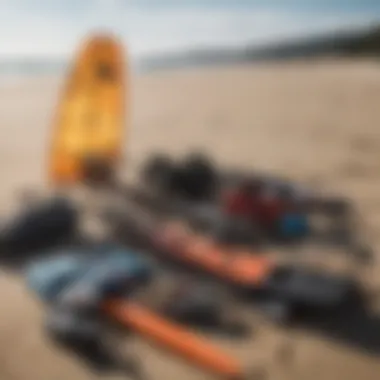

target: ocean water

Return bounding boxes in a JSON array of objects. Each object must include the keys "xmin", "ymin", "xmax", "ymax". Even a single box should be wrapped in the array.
[{"xmin": 0, "ymin": 0, "xmax": 380, "ymax": 82}]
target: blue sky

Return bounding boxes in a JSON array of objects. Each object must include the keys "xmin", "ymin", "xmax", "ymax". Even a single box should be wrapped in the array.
[{"xmin": 0, "ymin": 0, "xmax": 379, "ymax": 59}]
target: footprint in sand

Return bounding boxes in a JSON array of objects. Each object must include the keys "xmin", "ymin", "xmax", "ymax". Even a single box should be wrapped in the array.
[
  {"xmin": 349, "ymin": 136, "xmax": 379, "ymax": 154},
  {"xmin": 338, "ymin": 160, "xmax": 380, "ymax": 179}
]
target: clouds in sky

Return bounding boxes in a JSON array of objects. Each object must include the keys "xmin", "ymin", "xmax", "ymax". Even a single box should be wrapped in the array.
[{"xmin": 0, "ymin": 0, "xmax": 379, "ymax": 59}]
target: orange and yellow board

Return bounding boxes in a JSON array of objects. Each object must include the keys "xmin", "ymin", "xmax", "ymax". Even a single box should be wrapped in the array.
[{"xmin": 49, "ymin": 34, "xmax": 127, "ymax": 185}]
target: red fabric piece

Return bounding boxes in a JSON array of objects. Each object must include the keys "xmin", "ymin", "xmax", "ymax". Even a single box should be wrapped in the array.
[
  {"xmin": 257, "ymin": 197, "xmax": 285, "ymax": 227},
  {"xmin": 223, "ymin": 190, "xmax": 259, "ymax": 218},
  {"xmin": 223, "ymin": 189, "xmax": 289, "ymax": 228}
]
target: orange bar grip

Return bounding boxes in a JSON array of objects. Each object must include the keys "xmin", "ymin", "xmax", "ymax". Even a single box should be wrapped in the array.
[{"xmin": 104, "ymin": 300, "xmax": 243, "ymax": 380}]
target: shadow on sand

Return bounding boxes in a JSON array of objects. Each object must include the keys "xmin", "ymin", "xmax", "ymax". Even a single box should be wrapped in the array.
[
  {"xmin": 295, "ymin": 300, "xmax": 380, "ymax": 356},
  {"xmin": 50, "ymin": 331, "xmax": 147, "ymax": 380}
]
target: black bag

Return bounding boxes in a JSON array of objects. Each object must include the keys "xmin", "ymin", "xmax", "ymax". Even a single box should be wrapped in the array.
[{"xmin": 1, "ymin": 197, "xmax": 78, "ymax": 252}]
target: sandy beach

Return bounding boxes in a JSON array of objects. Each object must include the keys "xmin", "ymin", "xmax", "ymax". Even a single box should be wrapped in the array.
[{"xmin": 1, "ymin": 59, "xmax": 380, "ymax": 380}]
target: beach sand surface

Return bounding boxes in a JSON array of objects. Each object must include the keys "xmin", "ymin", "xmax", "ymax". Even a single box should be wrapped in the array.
[{"xmin": 1, "ymin": 59, "xmax": 380, "ymax": 380}]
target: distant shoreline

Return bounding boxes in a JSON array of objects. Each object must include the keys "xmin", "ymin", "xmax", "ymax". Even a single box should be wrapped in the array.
[
  {"xmin": 139, "ymin": 24, "xmax": 380, "ymax": 72},
  {"xmin": 1, "ymin": 24, "xmax": 379, "ymax": 80}
]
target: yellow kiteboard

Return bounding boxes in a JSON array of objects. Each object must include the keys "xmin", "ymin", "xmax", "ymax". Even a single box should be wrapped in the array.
[{"xmin": 49, "ymin": 33, "xmax": 127, "ymax": 185}]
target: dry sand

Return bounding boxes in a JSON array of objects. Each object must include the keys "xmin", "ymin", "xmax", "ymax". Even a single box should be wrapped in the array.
[{"xmin": 1, "ymin": 59, "xmax": 380, "ymax": 380}]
